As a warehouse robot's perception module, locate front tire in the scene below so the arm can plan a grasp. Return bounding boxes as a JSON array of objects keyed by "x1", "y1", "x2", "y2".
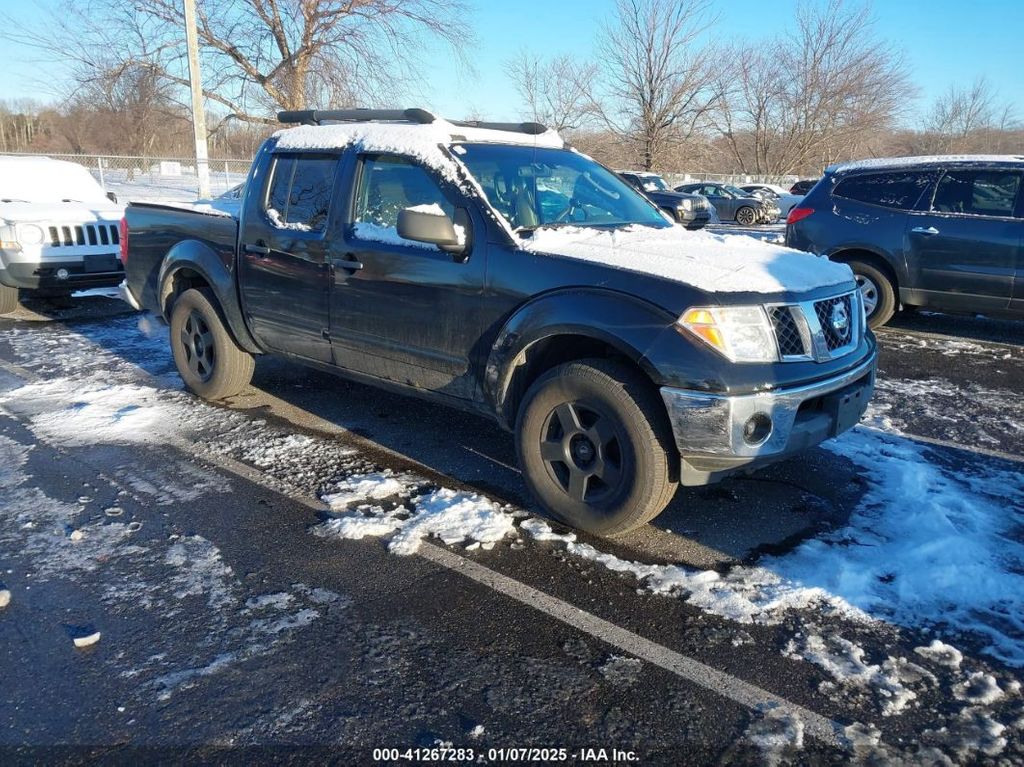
[
  {"x1": 735, "y1": 206, "x2": 756, "y2": 226},
  {"x1": 0, "y1": 284, "x2": 18, "y2": 316},
  {"x1": 515, "y1": 359, "x2": 678, "y2": 537},
  {"x1": 169, "y1": 288, "x2": 254, "y2": 400},
  {"x1": 848, "y1": 261, "x2": 896, "y2": 329}
]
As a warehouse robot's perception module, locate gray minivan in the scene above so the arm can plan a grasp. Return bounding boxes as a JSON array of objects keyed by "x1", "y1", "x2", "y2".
[{"x1": 785, "y1": 156, "x2": 1024, "y2": 327}]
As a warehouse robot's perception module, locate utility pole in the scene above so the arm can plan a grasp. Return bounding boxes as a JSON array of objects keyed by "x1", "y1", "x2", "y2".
[{"x1": 184, "y1": 0, "x2": 210, "y2": 199}]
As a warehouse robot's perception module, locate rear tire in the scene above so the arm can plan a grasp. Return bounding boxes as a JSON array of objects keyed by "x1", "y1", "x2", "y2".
[
  {"x1": 0, "y1": 284, "x2": 18, "y2": 316},
  {"x1": 848, "y1": 260, "x2": 896, "y2": 329},
  {"x1": 169, "y1": 288, "x2": 254, "y2": 400},
  {"x1": 735, "y1": 206, "x2": 756, "y2": 226},
  {"x1": 515, "y1": 359, "x2": 678, "y2": 537}
]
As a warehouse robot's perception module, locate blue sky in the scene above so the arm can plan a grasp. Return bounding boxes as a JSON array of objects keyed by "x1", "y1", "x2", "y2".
[{"x1": 1, "y1": 0, "x2": 1021, "y2": 125}]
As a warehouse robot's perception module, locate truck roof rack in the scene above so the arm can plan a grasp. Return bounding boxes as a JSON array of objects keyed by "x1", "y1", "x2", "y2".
[
  {"x1": 277, "y1": 108, "x2": 437, "y2": 126},
  {"x1": 277, "y1": 108, "x2": 550, "y2": 136}
]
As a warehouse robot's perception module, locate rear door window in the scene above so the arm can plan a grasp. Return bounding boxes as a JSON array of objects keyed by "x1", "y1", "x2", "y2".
[
  {"x1": 832, "y1": 171, "x2": 933, "y2": 210},
  {"x1": 265, "y1": 153, "x2": 339, "y2": 232},
  {"x1": 930, "y1": 170, "x2": 1022, "y2": 217}
]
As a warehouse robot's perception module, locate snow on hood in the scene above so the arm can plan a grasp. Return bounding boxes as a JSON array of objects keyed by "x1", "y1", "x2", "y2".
[
  {"x1": 0, "y1": 200, "x2": 124, "y2": 224},
  {"x1": 521, "y1": 224, "x2": 854, "y2": 294}
]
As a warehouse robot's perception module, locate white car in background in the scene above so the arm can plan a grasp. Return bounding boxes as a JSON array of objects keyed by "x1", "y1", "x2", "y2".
[
  {"x1": 739, "y1": 183, "x2": 804, "y2": 218},
  {"x1": 0, "y1": 157, "x2": 125, "y2": 315}
]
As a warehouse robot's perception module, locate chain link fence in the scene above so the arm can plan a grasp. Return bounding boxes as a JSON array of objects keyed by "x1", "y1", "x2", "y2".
[{"x1": 0, "y1": 152, "x2": 252, "y2": 203}]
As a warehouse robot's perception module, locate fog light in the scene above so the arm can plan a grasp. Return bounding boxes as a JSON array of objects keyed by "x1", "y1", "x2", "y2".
[
  {"x1": 56, "y1": 268, "x2": 70, "y2": 281},
  {"x1": 743, "y1": 413, "x2": 772, "y2": 445}
]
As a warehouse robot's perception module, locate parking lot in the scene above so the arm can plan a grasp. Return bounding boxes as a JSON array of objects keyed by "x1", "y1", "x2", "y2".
[{"x1": 0, "y1": 281, "x2": 1021, "y2": 764}]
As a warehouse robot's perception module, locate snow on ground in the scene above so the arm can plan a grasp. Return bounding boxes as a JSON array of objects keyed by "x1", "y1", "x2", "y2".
[
  {"x1": 743, "y1": 706, "x2": 805, "y2": 766},
  {"x1": 1, "y1": 312, "x2": 1022, "y2": 759}
]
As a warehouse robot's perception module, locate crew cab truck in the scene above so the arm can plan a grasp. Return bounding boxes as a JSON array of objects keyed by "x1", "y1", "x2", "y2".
[
  {"x1": 122, "y1": 108, "x2": 877, "y2": 537},
  {"x1": 0, "y1": 157, "x2": 125, "y2": 315}
]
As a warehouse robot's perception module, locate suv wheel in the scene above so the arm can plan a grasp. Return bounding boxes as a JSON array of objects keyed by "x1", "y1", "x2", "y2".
[
  {"x1": 849, "y1": 261, "x2": 896, "y2": 329},
  {"x1": 170, "y1": 288, "x2": 255, "y2": 400},
  {"x1": 735, "y1": 206, "x2": 756, "y2": 226},
  {"x1": 0, "y1": 284, "x2": 18, "y2": 316},
  {"x1": 515, "y1": 359, "x2": 678, "y2": 537}
]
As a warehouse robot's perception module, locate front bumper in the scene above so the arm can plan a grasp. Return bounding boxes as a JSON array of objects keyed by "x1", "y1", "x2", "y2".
[
  {"x1": 0, "y1": 256, "x2": 124, "y2": 291},
  {"x1": 660, "y1": 353, "x2": 876, "y2": 485}
]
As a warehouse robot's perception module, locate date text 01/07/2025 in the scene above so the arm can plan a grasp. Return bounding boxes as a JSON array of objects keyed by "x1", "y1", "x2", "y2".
[{"x1": 371, "y1": 746, "x2": 640, "y2": 762}]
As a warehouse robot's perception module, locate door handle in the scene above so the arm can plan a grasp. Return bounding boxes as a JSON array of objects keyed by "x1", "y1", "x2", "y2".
[
  {"x1": 331, "y1": 256, "x2": 364, "y2": 271},
  {"x1": 911, "y1": 226, "x2": 939, "y2": 236},
  {"x1": 244, "y1": 242, "x2": 271, "y2": 255}
]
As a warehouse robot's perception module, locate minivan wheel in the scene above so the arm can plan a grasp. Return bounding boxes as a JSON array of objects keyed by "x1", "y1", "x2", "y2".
[
  {"x1": 170, "y1": 288, "x2": 255, "y2": 400},
  {"x1": 735, "y1": 206, "x2": 756, "y2": 226},
  {"x1": 0, "y1": 284, "x2": 18, "y2": 316},
  {"x1": 849, "y1": 261, "x2": 896, "y2": 329},
  {"x1": 515, "y1": 359, "x2": 678, "y2": 537}
]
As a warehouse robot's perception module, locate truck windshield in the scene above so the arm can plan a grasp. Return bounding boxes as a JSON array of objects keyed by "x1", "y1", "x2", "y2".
[{"x1": 455, "y1": 144, "x2": 670, "y2": 233}]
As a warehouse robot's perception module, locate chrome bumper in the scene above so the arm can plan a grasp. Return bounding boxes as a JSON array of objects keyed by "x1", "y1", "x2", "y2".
[{"x1": 660, "y1": 354, "x2": 876, "y2": 484}]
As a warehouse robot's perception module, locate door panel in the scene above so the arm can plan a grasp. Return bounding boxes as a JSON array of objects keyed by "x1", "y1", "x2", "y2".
[
  {"x1": 904, "y1": 169, "x2": 1021, "y2": 311},
  {"x1": 328, "y1": 154, "x2": 488, "y2": 399},
  {"x1": 238, "y1": 153, "x2": 338, "y2": 362}
]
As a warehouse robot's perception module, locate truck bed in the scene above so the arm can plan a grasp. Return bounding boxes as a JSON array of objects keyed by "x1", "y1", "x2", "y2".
[{"x1": 123, "y1": 202, "x2": 239, "y2": 316}]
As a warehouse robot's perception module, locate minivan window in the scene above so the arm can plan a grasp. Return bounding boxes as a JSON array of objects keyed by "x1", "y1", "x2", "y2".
[
  {"x1": 931, "y1": 170, "x2": 1021, "y2": 218},
  {"x1": 265, "y1": 153, "x2": 338, "y2": 231},
  {"x1": 832, "y1": 171, "x2": 933, "y2": 210}
]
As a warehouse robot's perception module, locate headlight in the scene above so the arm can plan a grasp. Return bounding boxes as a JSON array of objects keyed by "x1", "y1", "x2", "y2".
[
  {"x1": 678, "y1": 306, "x2": 778, "y2": 363},
  {"x1": 17, "y1": 224, "x2": 44, "y2": 245},
  {"x1": 678, "y1": 199, "x2": 693, "y2": 212}
]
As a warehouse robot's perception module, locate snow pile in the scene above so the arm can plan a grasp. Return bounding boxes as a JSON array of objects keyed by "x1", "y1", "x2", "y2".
[
  {"x1": 317, "y1": 486, "x2": 516, "y2": 556},
  {"x1": 745, "y1": 706, "x2": 805, "y2": 766},
  {"x1": 0, "y1": 379, "x2": 186, "y2": 447},
  {"x1": 521, "y1": 224, "x2": 854, "y2": 294},
  {"x1": 352, "y1": 222, "x2": 435, "y2": 250},
  {"x1": 915, "y1": 640, "x2": 964, "y2": 669},
  {"x1": 770, "y1": 427, "x2": 1024, "y2": 665},
  {"x1": 953, "y1": 672, "x2": 1005, "y2": 705},
  {"x1": 321, "y1": 472, "x2": 409, "y2": 508},
  {"x1": 784, "y1": 634, "x2": 918, "y2": 716}
]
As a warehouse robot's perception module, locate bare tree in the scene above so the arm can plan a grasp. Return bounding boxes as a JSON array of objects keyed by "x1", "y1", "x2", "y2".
[
  {"x1": 505, "y1": 52, "x2": 597, "y2": 132},
  {"x1": 590, "y1": 0, "x2": 723, "y2": 171},
  {"x1": 715, "y1": 0, "x2": 914, "y2": 175},
  {"x1": 924, "y1": 77, "x2": 1018, "y2": 152},
  {"x1": 6, "y1": 0, "x2": 471, "y2": 126}
]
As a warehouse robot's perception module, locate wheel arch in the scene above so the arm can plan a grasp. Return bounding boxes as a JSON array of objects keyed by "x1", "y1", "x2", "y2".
[
  {"x1": 485, "y1": 289, "x2": 674, "y2": 430},
  {"x1": 829, "y1": 247, "x2": 901, "y2": 296},
  {"x1": 157, "y1": 241, "x2": 262, "y2": 354}
]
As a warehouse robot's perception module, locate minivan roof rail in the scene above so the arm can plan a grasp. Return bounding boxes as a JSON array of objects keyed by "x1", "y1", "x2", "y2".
[{"x1": 277, "y1": 108, "x2": 550, "y2": 136}]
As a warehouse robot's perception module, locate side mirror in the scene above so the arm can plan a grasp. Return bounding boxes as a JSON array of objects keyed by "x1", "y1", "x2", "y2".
[
  {"x1": 397, "y1": 207, "x2": 464, "y2": 254},
  {"x1": 106, "y1": 191, "x2": 118, "y2": 204}
]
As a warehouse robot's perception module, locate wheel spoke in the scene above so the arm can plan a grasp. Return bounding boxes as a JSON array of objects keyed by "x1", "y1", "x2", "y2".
[
  {"x1": 554, "y1": 402, "x2": 582, "y2": 434},
  {"x1": 180, "y1": 328, "x2": 192, "y2": 352},
  {"x1": 540, "y1": 440, "x2": 565, "y2": 464},
  {"x1": 593, "y1": 458, "x2": 621, "y2": 489},
  {"x1": 200, "y1": 330, "x2": 213, "y2": 348},
  {"x1": 588, "y1": 416, "x2": 617, "y2": 450},
  {"x1": 567, "y1": 468, "x2": 589, "y2": 502}
]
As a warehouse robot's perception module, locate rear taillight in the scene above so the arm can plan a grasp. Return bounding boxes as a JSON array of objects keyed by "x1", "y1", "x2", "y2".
[
  {"x1": 118, "y1": 217, "x2": 128, "y2": 265},
  {"x1": 786, "y1": 206, "x2": 814, "y2": 225}
]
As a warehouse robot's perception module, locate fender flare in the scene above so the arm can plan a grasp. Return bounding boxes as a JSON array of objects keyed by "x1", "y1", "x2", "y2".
[
  {"x1": 484, "y1": 288, "x2": 676, "y2": 427},
  {"x1": 157, "y1": 240, "x2": 262, "y2": 354}
]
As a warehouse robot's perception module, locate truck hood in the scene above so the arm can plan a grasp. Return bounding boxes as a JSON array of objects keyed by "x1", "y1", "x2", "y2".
[
  {"x1": 521, "y1": 224, "x2": 854, "y2": 295},
  {"x1": 0, "y1": 201, "x2": 124, "y2": 224}
]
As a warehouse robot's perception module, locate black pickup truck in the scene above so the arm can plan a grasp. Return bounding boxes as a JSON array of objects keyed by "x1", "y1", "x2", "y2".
[{"x1": 122, "y1": 108, "x2": 877, "y2": 536}]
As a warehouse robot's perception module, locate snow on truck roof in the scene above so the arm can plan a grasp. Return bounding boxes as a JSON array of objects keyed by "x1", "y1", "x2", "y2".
[{"x1": 827, "y1": 154, "x2": 1024, "y2": 174}]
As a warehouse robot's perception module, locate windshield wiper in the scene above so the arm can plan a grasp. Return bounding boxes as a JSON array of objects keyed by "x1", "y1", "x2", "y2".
[{"x1": 1, "y1": 198, "x2": 29, "y2": 203}]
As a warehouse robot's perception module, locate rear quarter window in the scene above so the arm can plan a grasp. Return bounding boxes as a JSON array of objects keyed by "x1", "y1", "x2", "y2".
[
  {"x1": 832, "y1": 171, "x2": 933, "y2": 210},
  {"x1": 264, "y1": 153, "x2": 339, "y2": 232}
]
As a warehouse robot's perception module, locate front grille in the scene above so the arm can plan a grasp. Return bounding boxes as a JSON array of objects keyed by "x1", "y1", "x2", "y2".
[
  {"x1": 814, "y1": 294, "x2": 855, "y2": 351},
  {"x1": 46, "y1": 223, "x2": 119, "y2": 248},
  {"x1": 768, "y1": 306, "x2": 806, "y2": 357}
]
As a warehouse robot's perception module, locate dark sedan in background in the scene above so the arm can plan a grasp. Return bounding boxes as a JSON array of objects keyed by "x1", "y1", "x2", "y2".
[
  {"x1": 617, "y1": 171, "x2": 710, "y2": 229},
  {"x1": 674, "y1": 182, "x2": 779, "y2": 225},
  {"x1": 786, "y1": 155, "x2": 1024, "y2": 327}
]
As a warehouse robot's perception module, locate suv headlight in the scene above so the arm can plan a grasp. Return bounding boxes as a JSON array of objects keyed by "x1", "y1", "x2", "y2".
[
  {"x1": 17, "y1": 224, "x2": 44, "y2": 245},
  {"x1": 678, "y1": 306, "x2": 778, "y2": 363},
  {"x1": 678, "y1": 198, "x2": 693, "y2": 212}
]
